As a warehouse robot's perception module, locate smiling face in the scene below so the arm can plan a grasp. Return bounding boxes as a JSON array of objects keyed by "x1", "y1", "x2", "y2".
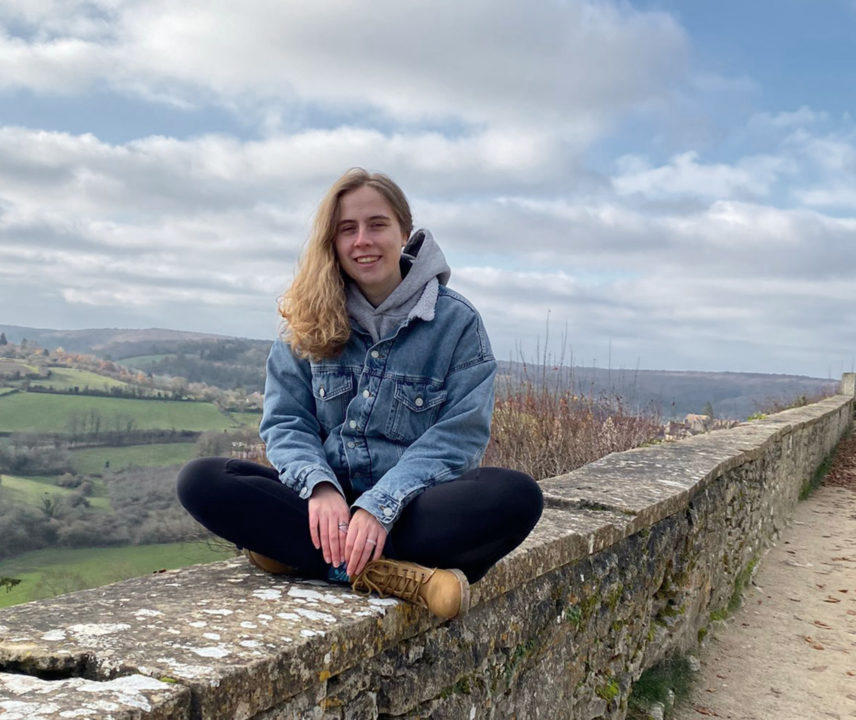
[{"x1": 334, "y1": 184, "x2": 408, "y2": 306}]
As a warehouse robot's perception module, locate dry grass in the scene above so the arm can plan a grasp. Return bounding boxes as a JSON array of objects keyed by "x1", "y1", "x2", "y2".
[
  {"x1": 755, "y1": 389, "x2": 837, "y2": 415},
  {"x1": 238, "y1": 356, "x2": 663, "y2": 482},
  {"x1": 483, "y1": 363, "x2": 661, "y2": 481}
]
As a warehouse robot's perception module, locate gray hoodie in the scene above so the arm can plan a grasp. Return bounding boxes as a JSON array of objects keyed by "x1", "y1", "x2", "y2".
[{"x1": 345, "y1": 229, "x2": 451, "y2": 344}]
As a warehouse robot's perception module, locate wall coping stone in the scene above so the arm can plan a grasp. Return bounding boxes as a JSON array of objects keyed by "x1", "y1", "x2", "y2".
[{"x1": 1, "y1": 392, "x2": 853, "y2": 719}]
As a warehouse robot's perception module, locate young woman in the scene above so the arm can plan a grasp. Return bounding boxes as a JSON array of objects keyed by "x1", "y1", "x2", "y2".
[{"x1": 177, "y1": 169, "x2": 542, "y2": 621}]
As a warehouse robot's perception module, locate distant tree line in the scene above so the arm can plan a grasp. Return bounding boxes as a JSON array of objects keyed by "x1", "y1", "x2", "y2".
[
  {"x1": 26, "y1": 384, "x2": 178, "y2": 400},
  {"x1": 63, "y1": 428, "x2": 200, "y2": 447},
  {"x1": 140, "y1": 356, "x2": 265, "y2": 393},
  {"x1": 132, "y1": 340, "x2": 269, "y2": 393},
  {"x1": 64, "y1": 409, "x2": 139, "y2": 437}
]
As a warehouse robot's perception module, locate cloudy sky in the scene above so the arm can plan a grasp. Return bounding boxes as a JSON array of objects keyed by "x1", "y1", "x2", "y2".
[{"x1": 1, "y1": 0, "x2": 854, "y2": 378}]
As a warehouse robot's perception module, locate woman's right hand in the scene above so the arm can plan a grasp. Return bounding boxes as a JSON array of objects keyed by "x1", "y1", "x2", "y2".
[{"x1": 308, "y1": 482, "x2": 351, "y2": 568}]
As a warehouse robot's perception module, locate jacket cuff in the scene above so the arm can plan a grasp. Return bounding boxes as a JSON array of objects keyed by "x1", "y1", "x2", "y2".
[
  {"x1": 351, "y1": 491, "x2": 398, "y2": 533},
  {"x1": 282, "y1": 465, "x2": 344, "y2": 500}
]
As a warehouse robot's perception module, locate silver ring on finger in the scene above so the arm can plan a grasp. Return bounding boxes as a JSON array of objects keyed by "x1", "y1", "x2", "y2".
[
  {"x1": 365, "y1": 538, "x2": 377, "y2": 546},
  {"x1": 338, "y1": 522, "x2": 349, "y2": 534}
]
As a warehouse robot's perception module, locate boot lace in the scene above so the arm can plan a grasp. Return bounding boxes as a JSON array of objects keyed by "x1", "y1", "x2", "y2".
[{"x1": 351, "y1": 561, "x2": 431, "y2": 608}]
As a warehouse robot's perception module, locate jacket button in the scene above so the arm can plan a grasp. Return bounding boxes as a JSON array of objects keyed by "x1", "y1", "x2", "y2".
[
  {"x1": 383, "y1": 507, "x2": 393, "y2": 518},
  {"x1": 415, "y1": 396, "x2": 424, "y2": 407},
  {"x1": 362, "y1": 389, "x2": 370, "y2": 398},
  {"x1": 319, "y1": 387, "x2": 325, "y2": 397},
  {"x1": 347, "y1": 441, "x2": 355, "y2": 449},
  {"x1": 349, "y1": 420, "x2": 357, "y2": 429},
  {"x1": 371, "y1": 350, "x2": 380, "y2": 359}
]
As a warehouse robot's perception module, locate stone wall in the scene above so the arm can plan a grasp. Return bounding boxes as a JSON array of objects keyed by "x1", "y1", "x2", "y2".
[{"x1": 2, "y1": 377, "x2": 854, "y2": 720}]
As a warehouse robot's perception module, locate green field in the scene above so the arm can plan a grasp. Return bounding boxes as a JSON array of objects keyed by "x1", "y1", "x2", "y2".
[
  {"x1": 0, "y1": 387, "x2": 16, "y2": 396},
  {"x1": 0, "y1": 542, "x2": 237, "y2": 609},
  {"x1": 70, "y1": 442, "x2": 198, "y2": 474},
  {"x1": 227, "y1": 411, "x2": 263, "y2": 429},
  {"x1": 0, "y1": 474, "x2": 110, "y2": 509},
  {"x1": 0, "y1": 392, "x2": 235, "y2": 433},
  {"x1": 33, "y1": 367, "x2": 130, "y2": 392}
]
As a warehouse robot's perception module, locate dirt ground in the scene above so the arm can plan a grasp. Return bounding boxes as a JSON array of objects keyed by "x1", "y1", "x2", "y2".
[{"x1": 674, "y1": 429, "x2": 856, "y2": 719}]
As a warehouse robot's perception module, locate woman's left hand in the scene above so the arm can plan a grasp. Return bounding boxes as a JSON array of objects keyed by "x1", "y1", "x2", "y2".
[{"x1": 345, "y1": 509, "x2": 387, "y2": 578}]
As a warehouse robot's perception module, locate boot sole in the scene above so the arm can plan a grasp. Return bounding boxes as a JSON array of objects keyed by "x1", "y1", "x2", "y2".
[{"x1": 449, "y1": 568, "x2": 471, "y2": 617}]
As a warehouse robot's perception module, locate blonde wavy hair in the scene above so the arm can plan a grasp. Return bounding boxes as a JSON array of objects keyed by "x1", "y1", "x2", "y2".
[{"x1": 280, "y1": 168, "x2": 413, "y2": 360}]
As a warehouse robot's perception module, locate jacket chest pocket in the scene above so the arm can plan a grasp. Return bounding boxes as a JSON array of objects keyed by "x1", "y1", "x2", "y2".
[
  {"x1": 385, "y1": 381, "x2": 447, "y2": 443},
  {"x1": 312, "y1": 372, "x2": 354, "y2": 432}
]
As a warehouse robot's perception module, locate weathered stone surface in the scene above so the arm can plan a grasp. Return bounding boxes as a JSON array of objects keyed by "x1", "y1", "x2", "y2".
[
  {"x1": 0, "y1": 392, "x2": 852, "y2": 720},
  {"x1": 0, "y1": 561, "x2": 432, "y2": 719},
  {"x1": 0, "y1": 672, "x2": 190, "y2": 720}
]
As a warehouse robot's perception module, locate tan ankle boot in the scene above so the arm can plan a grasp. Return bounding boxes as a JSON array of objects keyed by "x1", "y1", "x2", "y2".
[
  {"x1": 351, "y1": 559, "x2": 470, "y2": 621},
  {"x1": 244, "y1": 549, "x2": 297, "y2": 575}
]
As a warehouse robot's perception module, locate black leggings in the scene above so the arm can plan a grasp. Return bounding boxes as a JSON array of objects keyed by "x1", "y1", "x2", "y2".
[{"x1": 177, "y1": 457, "x2": 543, "y2": 583}]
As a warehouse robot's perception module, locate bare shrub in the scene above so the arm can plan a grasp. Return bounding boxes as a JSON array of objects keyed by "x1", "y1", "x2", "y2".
[
  {"x1": 484, "y1": 361, "x2": 661, "y2": 481},
  {"x1": 107, "y1": 465, "x2": 205, "y2": 544}
]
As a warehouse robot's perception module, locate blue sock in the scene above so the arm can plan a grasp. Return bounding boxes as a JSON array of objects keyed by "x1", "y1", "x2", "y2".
[{"x1": 326, "y1": 563, "x2": 350, "y2": 584}]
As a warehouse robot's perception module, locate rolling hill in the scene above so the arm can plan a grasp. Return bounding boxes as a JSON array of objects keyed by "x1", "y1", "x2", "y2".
[{"x1": 1, "y1": 323, "x2": 839, "y2": 419}]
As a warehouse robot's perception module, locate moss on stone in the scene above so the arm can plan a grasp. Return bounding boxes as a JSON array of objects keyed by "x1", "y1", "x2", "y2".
[
  {"x1": 439, "y1": 675, "x2": 472, "y2": 699},
  {"x1": 580, "y1": 593, "x2": 600, "y2": 621},
  {"x1": 607, "y1": 583, "x2": 624, "y2": 610},
  {"x1": 627, "y1": 655, "x2": 694, "y2": 719},
  {"x1": 800, "y1": 438, "x2": 842, "y2": 499},
  {"x1": 503, "y1": 637, "x2": 539, "y2": 684},
  {"x1": 596, "y1": 676, "x2": 620, "y2": 702},
  {"x1": 659, "y1": 603, "x2": 680, "y2": 618},
  {"x1": 727, "y1": 558, "x2": 758, "y2": 614},
  {"x1": 564, "y1": 604, "x2": 582, "y2": 627}
]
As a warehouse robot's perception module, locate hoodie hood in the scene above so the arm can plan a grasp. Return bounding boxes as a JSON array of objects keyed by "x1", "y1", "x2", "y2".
[{"x1": 346, "y1": 228, "x2": 451, "y2": 343}]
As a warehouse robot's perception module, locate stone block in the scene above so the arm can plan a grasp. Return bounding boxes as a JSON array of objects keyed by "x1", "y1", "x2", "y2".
[{"x1": 0, "y1": 672, "x2": 190, "y2": 720}]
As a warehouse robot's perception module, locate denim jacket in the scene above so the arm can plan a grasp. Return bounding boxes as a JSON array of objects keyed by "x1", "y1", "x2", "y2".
[{"x1": 259, "y1": 285, "x2": 496, "y2": 532}]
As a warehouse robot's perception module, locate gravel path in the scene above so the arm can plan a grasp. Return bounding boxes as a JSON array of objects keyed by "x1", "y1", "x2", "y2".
[{"x1": 675, "y1": 429, "x2": 856, "y2": 720}]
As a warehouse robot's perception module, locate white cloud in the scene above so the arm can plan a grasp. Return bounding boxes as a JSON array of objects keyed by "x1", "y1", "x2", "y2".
[
  {"x1": 0, "y1": 1, "x2": 121, "y2": 31},
  {"x1": 780, "y1": 125, "x2": 856, "y2": 208},
  {"x1": 795, "y1": 186, "x2": 856, "y2": 207},
  {"x1": 612, "y1": 151, "x2": 788, "y2": 200},
  {"x1": 0, "y1": 32, "x2": 113, "y2": 93},
  {"x1": 2, "y1": 120, "x2": 854, "y2": 346},
  {"x1": 0, "y1": 0, "x2": 688, "y2": 136},
  {"x1": 0, "y1": 125, "x2": 565, "y2": 206},
  {"x1": 750, "y1": 106, "x2": 828, "y2": 129},
  {"x1": 455, "y1": 260, "x2": 856, "y2": 375}
]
